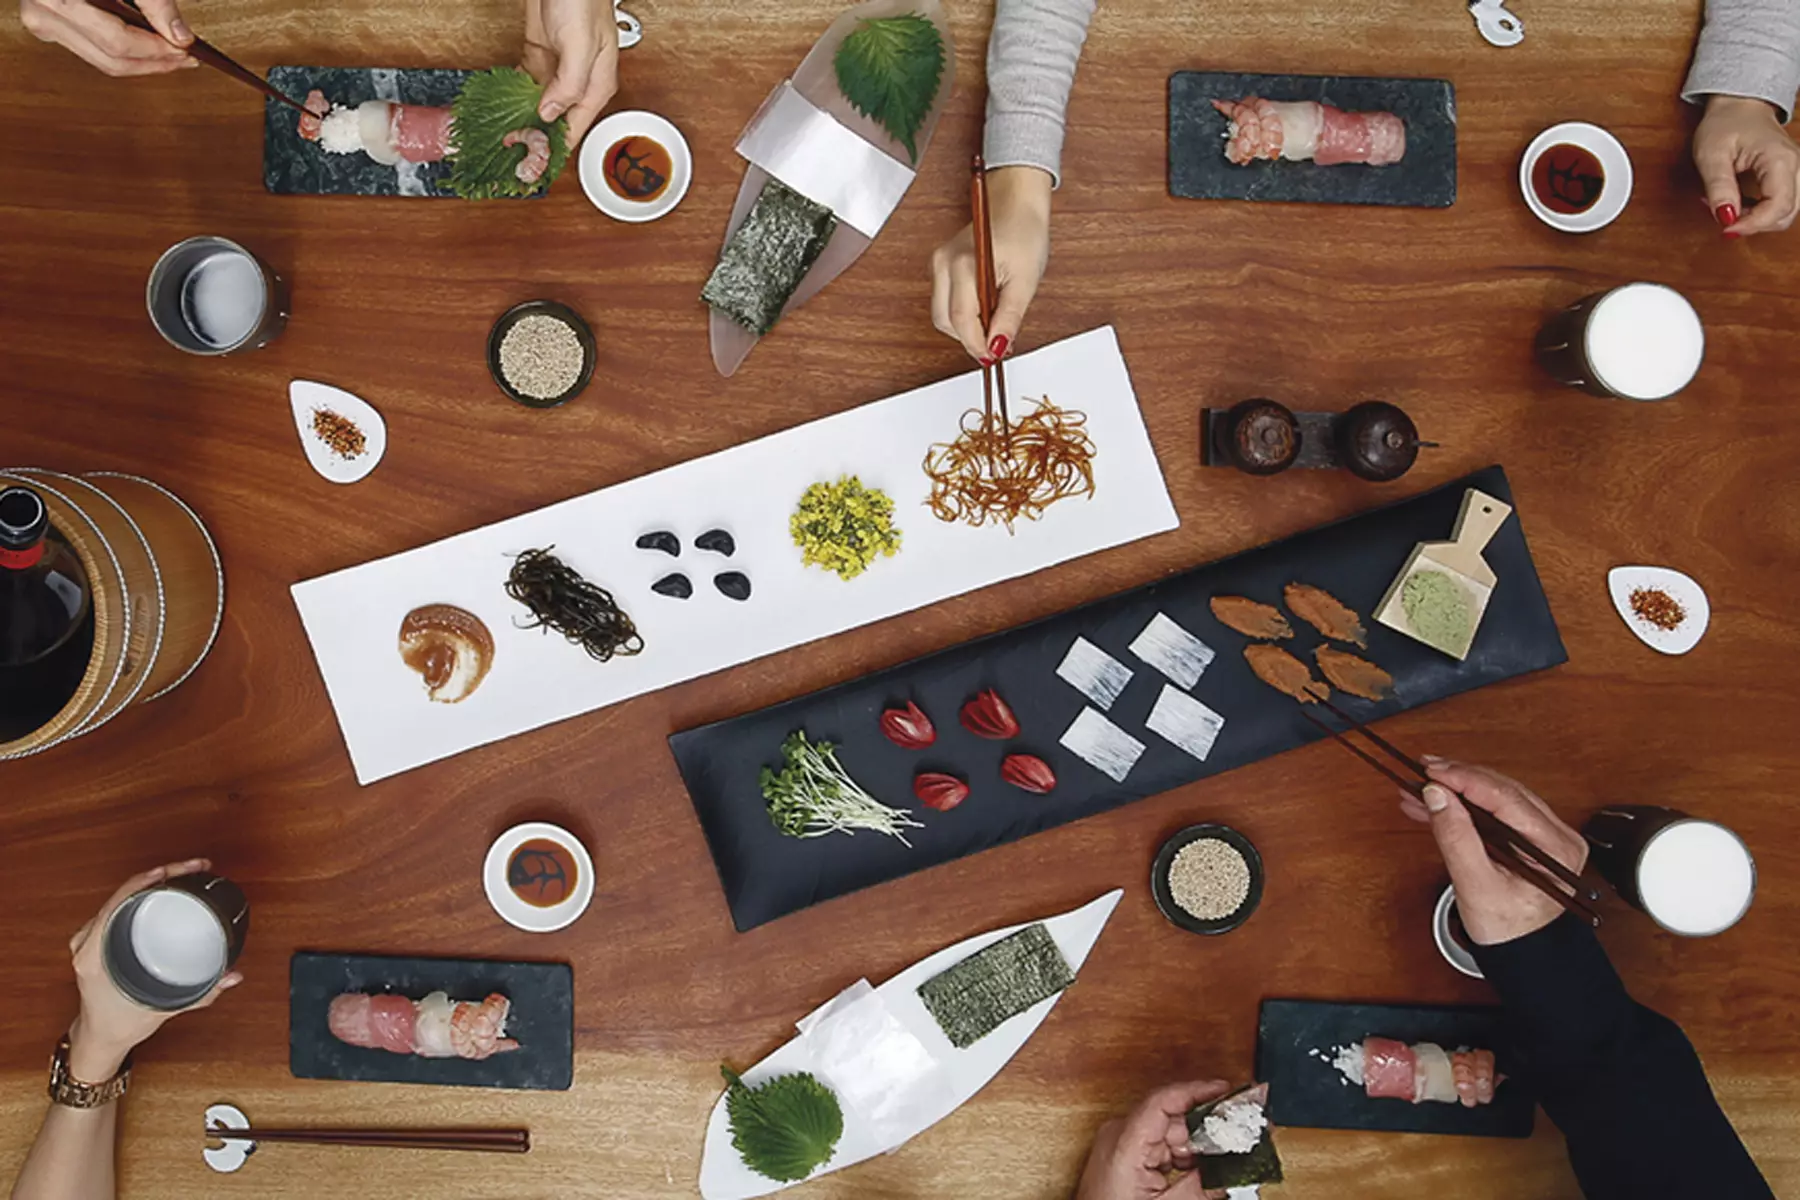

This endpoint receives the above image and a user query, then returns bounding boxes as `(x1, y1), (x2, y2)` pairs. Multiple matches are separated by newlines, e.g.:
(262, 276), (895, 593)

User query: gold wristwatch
(47, 1036), (132, 1109)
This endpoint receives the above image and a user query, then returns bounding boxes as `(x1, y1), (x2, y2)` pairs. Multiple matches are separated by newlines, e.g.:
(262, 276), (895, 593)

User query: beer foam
(1638, 820), (1755, 936)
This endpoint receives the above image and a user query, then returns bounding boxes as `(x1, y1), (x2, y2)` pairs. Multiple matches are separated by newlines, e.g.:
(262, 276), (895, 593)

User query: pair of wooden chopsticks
(205, 1123), (530, 1154)
(87, 0), (311, 113)
(969, 156), (1011, 460)
(1297, 700), (1603, 927)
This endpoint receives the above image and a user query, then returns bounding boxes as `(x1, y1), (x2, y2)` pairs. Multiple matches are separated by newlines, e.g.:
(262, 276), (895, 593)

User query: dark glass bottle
(0, 486), (96, 743)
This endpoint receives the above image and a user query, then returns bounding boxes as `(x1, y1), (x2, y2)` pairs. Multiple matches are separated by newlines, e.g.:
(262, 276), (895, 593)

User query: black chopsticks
(969, 156), (1011, 460)
(87, 0), (312, 114)
(1298, 699), (1603, 927)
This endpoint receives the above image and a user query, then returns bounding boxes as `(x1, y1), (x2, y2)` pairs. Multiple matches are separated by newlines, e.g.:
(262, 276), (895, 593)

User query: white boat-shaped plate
(699, 889), (1124, 1198)
(290, 380), (386, 484)
(1608, 565), (1708, 655)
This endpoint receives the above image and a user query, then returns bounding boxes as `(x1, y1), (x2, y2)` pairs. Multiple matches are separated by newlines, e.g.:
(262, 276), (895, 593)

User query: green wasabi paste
(1402, 570), (1474, 655)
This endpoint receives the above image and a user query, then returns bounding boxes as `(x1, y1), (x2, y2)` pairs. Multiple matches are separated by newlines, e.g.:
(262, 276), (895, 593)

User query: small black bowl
(487, 299), (597, 408)
(1151, 823), (1264, 935)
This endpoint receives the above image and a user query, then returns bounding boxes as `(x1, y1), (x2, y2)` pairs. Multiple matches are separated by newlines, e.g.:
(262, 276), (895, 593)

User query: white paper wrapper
(737, 83), (917, 238)
(798, 980), (954, 1151)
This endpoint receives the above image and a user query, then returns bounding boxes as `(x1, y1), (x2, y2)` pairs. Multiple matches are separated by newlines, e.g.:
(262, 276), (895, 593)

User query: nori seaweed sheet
(701, 179), (838, 336)
(916, 923), (1075, 1049)
(1188, 1091), (1284, 1190)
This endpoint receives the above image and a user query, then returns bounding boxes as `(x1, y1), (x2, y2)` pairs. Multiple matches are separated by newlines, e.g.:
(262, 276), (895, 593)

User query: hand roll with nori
(702, 179), (839, 336)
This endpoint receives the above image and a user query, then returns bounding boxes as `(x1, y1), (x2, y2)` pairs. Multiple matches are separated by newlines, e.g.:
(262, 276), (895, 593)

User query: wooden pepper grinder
(1214, 399), (1301, 475)
(1336, 401), (1430, 482)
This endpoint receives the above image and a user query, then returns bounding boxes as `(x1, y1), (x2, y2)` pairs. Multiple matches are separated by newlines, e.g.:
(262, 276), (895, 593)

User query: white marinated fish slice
(1129, 611), (1216, 689)
(1059, 706), (1147, 783)
(1055, 637), (1133, 710)
(1145, 685), (1226, 762)
(698, 890), (1125, 1199)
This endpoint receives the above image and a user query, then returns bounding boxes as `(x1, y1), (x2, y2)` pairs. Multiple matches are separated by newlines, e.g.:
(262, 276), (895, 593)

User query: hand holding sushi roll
(522, 0), (621, 143)
(1691, 96), (1800, 238)
(1074, 1078), (1235, 1200)
(1398, 759), (1588, 945)
(930, 165), (1053, 365)
(21, 0), (196, 77)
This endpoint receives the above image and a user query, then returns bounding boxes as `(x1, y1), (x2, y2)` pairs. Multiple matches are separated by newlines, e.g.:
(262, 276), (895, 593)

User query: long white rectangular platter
(292, 326), (1176, 784)
(699, 889), (1124, 1198)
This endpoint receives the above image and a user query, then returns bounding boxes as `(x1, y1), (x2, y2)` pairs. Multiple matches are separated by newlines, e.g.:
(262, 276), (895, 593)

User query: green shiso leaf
(833, 13), (945, 163)
(722, 1066), (844, 1183)
(447, 67), (570, 199)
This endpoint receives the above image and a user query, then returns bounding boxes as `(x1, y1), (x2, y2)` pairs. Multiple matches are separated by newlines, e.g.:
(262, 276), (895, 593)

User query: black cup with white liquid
(103, 873), (249, 1010)
(146, 237), (288, 356)
(1583, 806), (1755, 937)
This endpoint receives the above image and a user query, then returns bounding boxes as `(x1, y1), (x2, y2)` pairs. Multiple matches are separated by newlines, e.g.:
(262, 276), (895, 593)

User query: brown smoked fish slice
(1245, 644), (1330, 703)
(1210, 596), (1293, 640)
(1284, 583), (1367, 647)
(1315, 646), (1393, 701)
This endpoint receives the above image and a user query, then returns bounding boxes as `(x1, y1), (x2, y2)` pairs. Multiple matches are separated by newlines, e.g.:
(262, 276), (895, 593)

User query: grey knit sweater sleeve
(982, 0), (1098, 186)
(1682, 0), (1800, 122)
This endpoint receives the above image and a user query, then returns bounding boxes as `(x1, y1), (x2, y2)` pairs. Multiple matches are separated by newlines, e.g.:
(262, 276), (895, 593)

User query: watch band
(48, 1036), (132, 1109)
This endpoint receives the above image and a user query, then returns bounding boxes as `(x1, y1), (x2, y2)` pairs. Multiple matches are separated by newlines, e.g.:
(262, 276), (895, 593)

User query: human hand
(1074, 1080), (1234, 1200)
(930, 165), (1053, 364)
(66, 858), (241, 1081)
(20, 0), (195, 77)
(1693, 95), (1800, 238)
(1399, 759), (1589, 946)
(522, 0), (620, 145)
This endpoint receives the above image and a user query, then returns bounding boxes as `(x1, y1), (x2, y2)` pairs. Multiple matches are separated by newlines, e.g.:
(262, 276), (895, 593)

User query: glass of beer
(1535, 282), (1704, 401)
(1583, 806), (1755, 937)
(146, 237), (288, 356)
(102, 873), (250, 1010)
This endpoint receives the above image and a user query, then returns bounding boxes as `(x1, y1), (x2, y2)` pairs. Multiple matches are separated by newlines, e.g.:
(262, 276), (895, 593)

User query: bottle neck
(0, 540), (45, 571)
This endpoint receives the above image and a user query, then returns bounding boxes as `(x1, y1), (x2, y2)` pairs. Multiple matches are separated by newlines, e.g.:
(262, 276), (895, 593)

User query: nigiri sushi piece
(299, 98), (453, 165)
(1330, 1038), (1500, 1107)
(1212, 97), (1406, 167)
(328, 990), (520, 1061)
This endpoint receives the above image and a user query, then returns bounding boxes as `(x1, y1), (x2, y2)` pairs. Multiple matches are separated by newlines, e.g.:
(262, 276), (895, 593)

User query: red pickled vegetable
(959, 689), (1020, 740)
(880, 701), (937, 750)
(914, 772), (969, 812)
(1001, 754), (1057, 794)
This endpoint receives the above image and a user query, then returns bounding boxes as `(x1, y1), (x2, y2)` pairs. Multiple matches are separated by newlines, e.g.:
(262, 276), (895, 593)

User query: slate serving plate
(1257, 998), (1535, 1137)
(266, 67), (499, 198)
(290, 952), (573, 1090)
(1169, 71), (1457, 209)
(671, 466), (1564, 932)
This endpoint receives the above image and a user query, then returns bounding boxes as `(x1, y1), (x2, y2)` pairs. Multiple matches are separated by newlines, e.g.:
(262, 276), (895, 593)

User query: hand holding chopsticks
(969, 156), (1011, 456)
(78, 0), (313, 113)
(1299, 703), (1604, 933)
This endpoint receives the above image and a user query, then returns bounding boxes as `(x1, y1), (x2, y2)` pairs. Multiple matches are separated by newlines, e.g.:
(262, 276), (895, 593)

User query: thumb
(537, 29), (594, 123)
(1422, 784), (1491, 884)
(1694, 143), (1743, 226)
(1159, 1170), (1214, 1200)
(136, 0), (194, 46)
(983, 276), (1036, 361)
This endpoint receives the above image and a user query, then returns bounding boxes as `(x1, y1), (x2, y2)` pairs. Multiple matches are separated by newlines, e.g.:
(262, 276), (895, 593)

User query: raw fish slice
(1360, 1037), (1417, 1100)
(1283, 583), (1367, 646)
(327, 993), (374, 1045)
(413, 991), (458, 1057)
(366, 993), (418, 1054)
(358, 101), (402, 166)
(1212, 97), (1404, 167)
(1316, 107), (1406, 166)
(449, 994), (521, 1060)
(1412, 1042), (1456, 1104)
(393, 104), (454, 164)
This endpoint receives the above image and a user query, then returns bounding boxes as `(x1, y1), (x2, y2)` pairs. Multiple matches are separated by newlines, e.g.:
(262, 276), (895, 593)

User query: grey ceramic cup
(102, 873), (249, 1011)
(146, 237), (288, 355)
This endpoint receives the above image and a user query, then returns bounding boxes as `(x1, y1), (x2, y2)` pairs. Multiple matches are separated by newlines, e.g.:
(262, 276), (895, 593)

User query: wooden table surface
(3, 0), (1797, 1195)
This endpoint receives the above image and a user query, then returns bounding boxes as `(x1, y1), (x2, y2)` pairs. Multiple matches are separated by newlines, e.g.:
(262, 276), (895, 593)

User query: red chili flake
(959, 689), (1020, 740)
(1000, 754), (1057, 794)
(1629, 587), (1686, 632)
(914, 772), (969, 812)
(880, 701), (936, 750)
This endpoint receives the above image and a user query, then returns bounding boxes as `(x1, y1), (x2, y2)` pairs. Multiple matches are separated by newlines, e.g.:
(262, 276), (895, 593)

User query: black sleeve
(1472, 914), (1772, 1200)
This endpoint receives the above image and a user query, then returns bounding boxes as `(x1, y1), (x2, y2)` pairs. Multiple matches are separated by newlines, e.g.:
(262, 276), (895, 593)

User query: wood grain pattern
(3, 0), (1798, 1196)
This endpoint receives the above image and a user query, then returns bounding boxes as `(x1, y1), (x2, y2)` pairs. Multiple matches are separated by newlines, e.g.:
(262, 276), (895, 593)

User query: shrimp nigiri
(1212, 97), (1406, 167)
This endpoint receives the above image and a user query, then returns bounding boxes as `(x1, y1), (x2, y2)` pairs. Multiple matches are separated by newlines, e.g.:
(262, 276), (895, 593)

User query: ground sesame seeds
(1167, 837), (1251, 921)
(498, 314), (586, 402)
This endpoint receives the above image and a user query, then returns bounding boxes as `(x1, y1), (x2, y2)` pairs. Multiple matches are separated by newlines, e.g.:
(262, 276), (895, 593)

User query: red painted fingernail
(988, 334), (1009, 360)
(1724, 229), (1742, 240)
(1716, 204), (1738, 227)
(978, 354), (995, 367)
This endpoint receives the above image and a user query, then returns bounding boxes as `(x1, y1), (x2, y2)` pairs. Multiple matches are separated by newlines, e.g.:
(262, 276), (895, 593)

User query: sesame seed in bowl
(487, 300), (597, 408)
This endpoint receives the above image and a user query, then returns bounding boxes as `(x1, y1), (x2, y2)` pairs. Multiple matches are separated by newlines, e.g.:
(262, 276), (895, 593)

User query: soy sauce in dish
(1531, 143), (1605, 214)
(507, 838), (579, 907)
(604, 137), (673, 201)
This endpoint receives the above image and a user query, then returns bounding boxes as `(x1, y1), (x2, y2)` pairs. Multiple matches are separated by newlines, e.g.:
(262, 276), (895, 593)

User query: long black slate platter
(265, 67), (470, 197)
(290, 952), (573, 1090)
(1257, 998), (1535, 1137)
(1169, 71), (1456, 208)
(671, 466), (1563, 931)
